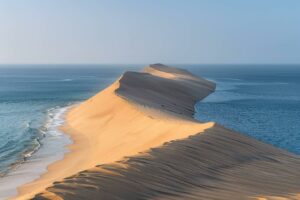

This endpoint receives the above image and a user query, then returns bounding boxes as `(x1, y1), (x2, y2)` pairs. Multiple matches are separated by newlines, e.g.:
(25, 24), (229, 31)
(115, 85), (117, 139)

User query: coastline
(13, 103), (85, 199)
(13, 64), (300, 199)
(0, 106), (71, 200)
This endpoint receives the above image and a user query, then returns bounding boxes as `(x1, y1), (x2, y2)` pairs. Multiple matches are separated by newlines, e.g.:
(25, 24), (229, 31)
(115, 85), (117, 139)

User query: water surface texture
(190, 65), (300, 155)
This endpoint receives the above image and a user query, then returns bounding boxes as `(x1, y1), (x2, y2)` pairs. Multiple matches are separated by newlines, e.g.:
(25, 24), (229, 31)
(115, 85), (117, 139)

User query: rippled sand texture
(20, 64), (300, 200)
(34, 124), (300, 200)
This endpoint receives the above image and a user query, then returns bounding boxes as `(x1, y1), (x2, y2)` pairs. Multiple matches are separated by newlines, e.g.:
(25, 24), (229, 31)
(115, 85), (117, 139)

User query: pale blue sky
(0, 0), (299, 64)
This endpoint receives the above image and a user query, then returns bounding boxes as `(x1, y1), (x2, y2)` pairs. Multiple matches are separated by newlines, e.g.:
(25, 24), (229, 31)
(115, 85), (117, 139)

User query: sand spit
(16, 64), (300, 200)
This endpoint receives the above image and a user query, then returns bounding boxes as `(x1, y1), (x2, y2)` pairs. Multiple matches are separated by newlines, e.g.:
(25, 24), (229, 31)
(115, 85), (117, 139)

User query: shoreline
(12, 104), (85, 200)
(0, 106), (71, 200)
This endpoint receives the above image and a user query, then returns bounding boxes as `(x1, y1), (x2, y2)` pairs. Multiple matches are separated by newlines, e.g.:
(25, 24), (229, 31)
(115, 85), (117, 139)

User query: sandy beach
(14, 64), (300, 200)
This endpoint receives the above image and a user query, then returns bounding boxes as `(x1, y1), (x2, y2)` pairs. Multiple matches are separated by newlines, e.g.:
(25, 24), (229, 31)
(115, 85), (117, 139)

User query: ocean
(189, 65), (300, 155)
(0, 64), (299, 198)
(0, 65), (136, 198)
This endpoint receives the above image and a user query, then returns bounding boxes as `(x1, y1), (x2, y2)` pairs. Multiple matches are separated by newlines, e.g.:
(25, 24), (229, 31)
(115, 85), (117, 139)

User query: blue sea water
(189, 65), (300, 155)
(0, 64), (299, 198)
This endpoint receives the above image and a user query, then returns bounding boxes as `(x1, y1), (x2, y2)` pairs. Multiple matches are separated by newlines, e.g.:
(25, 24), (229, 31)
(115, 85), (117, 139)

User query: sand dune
(34, 124), (300, 200)
(15, 64), (214, 199)
(16, 64), (300, 200)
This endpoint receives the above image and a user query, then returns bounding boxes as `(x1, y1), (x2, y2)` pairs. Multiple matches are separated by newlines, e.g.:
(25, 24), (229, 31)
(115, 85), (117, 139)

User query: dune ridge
(16, 64), (300, 200)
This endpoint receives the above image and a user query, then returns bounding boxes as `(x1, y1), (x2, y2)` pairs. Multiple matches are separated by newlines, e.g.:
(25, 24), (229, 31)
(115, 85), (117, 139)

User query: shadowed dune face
(116, 64), (215, 117)
(116, 71), (215, 117)
(33, 124), (300, 200)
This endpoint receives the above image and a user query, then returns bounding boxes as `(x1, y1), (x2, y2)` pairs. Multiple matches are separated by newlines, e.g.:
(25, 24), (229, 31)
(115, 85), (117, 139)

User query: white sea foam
(60, 79), (73, 82)
(0, 106), (72, 200)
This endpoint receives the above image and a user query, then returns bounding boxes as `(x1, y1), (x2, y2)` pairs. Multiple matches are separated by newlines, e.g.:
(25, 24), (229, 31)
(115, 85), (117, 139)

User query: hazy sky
(0, 0), (299, 64)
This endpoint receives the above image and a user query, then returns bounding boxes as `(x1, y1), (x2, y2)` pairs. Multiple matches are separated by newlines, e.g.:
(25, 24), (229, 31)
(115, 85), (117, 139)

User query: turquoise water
(0, 64), (299, 198)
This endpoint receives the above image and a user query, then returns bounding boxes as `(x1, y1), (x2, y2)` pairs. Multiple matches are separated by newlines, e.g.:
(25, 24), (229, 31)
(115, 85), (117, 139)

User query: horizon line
(0, 63), (300, 66)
